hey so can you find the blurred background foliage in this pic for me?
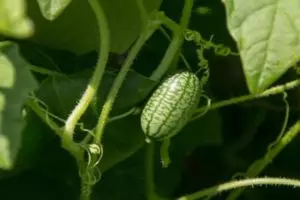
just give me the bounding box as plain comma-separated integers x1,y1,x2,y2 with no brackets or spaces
1,0,300,200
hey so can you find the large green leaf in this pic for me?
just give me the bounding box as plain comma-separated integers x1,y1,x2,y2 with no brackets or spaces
26,0,162,54
0,42,37,169
37,0,72,21
224,0,300,93
0,0,33,38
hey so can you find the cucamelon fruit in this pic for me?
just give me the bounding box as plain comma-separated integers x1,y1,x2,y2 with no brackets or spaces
141,71,201,142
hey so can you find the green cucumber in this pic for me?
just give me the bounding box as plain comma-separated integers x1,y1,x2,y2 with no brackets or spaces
141,71,201,142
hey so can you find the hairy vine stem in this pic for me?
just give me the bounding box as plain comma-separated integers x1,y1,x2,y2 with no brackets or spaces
194,79,300,116
64,0,110,199
178,177,300,200
64,0,110,140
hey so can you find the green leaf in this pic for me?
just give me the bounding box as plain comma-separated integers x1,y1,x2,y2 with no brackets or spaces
0,111,55,179
0,42,37,169
0,0,34,38
93,149,146,200
26,0,162,54
13,110,55,171
173,110,223,153
100,114,145,172
37,0,72,21
224,0,300,93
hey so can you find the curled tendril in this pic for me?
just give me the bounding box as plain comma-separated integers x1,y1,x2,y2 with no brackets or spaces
82,143,104,168
184,30,201,43
214,44,231,56
196,48,209,69
267,92,290,152
191,94,211,121
202,35,214,49
78,143,103,193
29,92,95,144
195,65,209,85
184,28,239,58
78,122,95,138
89,143,102,154
201,70,210,85
81,166,102,185
28,93,66,124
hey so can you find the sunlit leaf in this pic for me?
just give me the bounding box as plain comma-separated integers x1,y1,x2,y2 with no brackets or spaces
37,0,72,21
224,0,300,93
0,0,34,38
0,42,37,169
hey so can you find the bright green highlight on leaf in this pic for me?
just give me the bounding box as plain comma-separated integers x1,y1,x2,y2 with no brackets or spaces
0,42,37,169
225,0,300,93
37,0,72,20
0,0,34,38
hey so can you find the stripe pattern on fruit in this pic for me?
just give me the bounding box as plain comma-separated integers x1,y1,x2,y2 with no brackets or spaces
141,71,201,141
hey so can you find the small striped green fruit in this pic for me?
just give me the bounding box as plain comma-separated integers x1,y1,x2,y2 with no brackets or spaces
141,71,201,142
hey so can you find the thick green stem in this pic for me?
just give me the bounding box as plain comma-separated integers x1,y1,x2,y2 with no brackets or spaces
64,0,110,139
178,177,300,200
80,182,92,200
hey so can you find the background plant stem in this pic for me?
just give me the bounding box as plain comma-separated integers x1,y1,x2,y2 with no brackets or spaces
150,0,194,80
